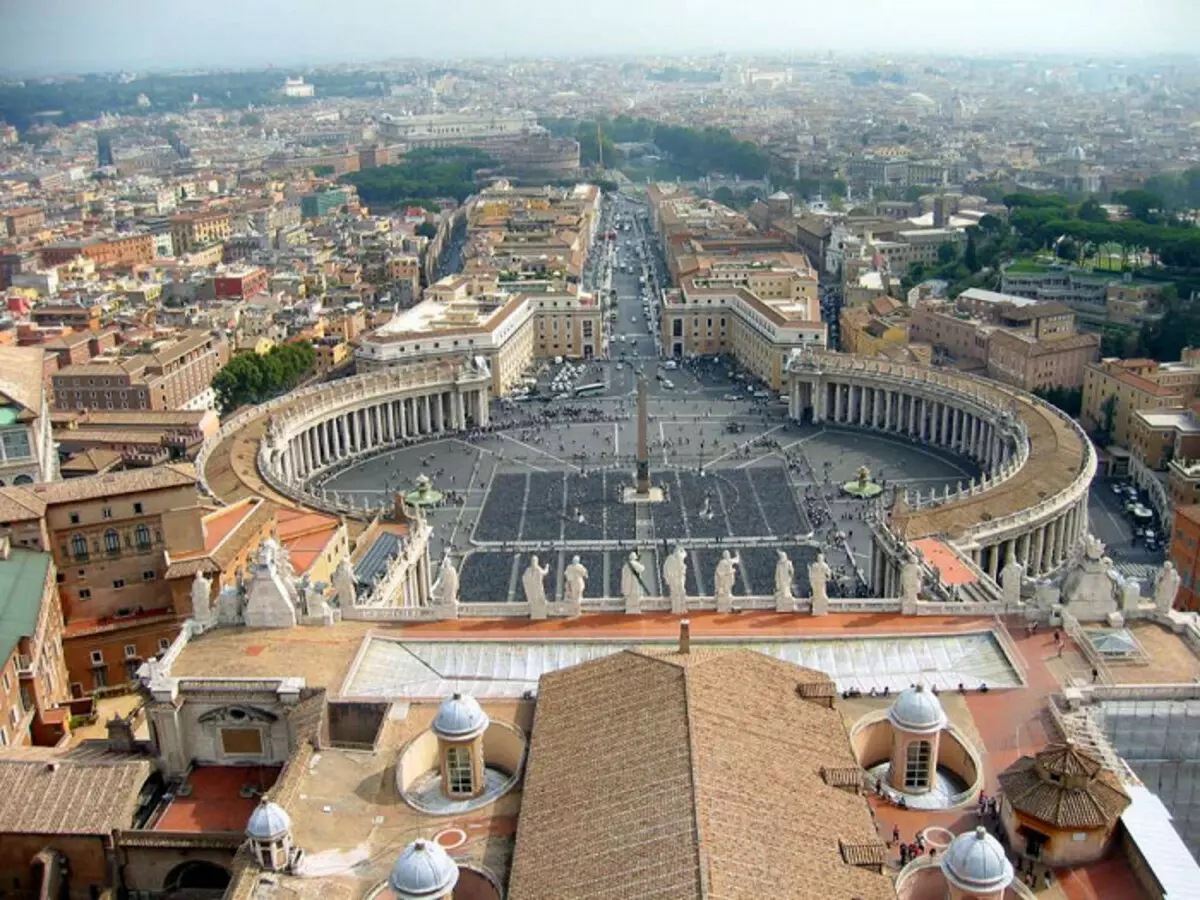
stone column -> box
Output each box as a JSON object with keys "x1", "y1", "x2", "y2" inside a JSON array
[
  {"x1": 987, "y1": 544, "x2": 1000, "y2": 582},
  {"x1": 884, "y1": 390, "x2": 893, "y2": 430},
  {"x1": 386, "y1": 401, "x2": 396, "y2": 441},
  {"x1": 434, "y1": 393, "x2": 445, "y2": 432},
  {"x1": 939, "y1": 403, "x2": 950, "y2": 448},
  {"x1": 907, "y1": 394, "x2": 917, "y2": 435},
  {"x1": 300, "y1": 433, "x2": 312, "y2": 476},
  {"x1": 834, "y1": 383, "x2": 844, "y2": 422},
  {"x1": 309, "y1": 429, "x2": 320, "y2": 470},
  {"x1": 1032, "y1": 526, "x2": 1046, "y2": 576},
  {"x1": 1045, "y1": 518, "x2": 1060, "y2": 570}
]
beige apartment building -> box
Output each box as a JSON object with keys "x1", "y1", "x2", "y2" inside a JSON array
[
  {"x1": 986, "y1": 329, "x2": 1100, "y2": 393},
  {"x1": 0, "y1": 464, "x2": 201, "y2": 693},
  {"x1": 0, "y1": 542, "x2": 70, "y2": 748},
  {"x1": 52, "y1": 330, "x2": 230, "y2": 412},
  {"x1": 169, "y1": 210, "x2": 232, "y2": 254},
  {"x1": 1081, "y1": 352, "x2": 1200, "y2": 446},
  {"x1": 1128, "y1": 408, "x2": 1200, "y2": 471},
  {"x1": 357, "y1": 274, "x2": 602, "y2": 394}
]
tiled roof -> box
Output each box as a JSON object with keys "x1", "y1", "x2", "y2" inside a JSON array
[
  {"x1": 508, "y1": 648, "x2": 894, "y2": 900},
  {"x1": 0, "y1": 346, "x2": 47, "y2": 414},
  {"x1": 0, "y1": 753, "x2": 153, "y2": 835},
  {"x1": 997, "y1": 741, "x2": 1131, "y2": 829},
  {"x1": 4, "y1": 462, "x2": 196, "y2": 507}
]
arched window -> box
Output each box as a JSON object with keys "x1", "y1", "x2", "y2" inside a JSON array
[
  {"x1": 71, "y1": 534, "x2": 87, "y2": 560},
  {"x1": 104, "y1": 529, "x2": 120, "y2": 555},
  {"x1": 12, "y1": 474, "x2": 32, "y2": 485},
  {"x1": 445, "y1": 745, "x2": 474, "y2": 796},
  {"x1": 135, "y1": 525, "x2": 151, "y2": 550},
  {"x1": 905, "y1": 739, "x2": 932, "y2": 791}
]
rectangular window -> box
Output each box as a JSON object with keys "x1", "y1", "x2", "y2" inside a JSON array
[
  {"x1": 158, "y1": 637, "x2": 171, "y2": 652},
  {"x1": 93, "y1": 666, "x2": 108, "y2": 688},
  {"x1": 69, "y1": 513, "x2": 80, "y2": 525},
  {"x1": 102, "y1": 507, "x2": 113, "y2": 519},
  {"x1": 0, "y1": 429, "x2": 31, "y2": 461},
  {"x1": 220, "y1": 728, "x2": 264, "y2": 755},
  {"x1": 123, "y1": 644, "x2": 138, "y2": 659},
  {"x1": 78, "y1": 588, "x2": 91, "y2": 600},
  {"x1": 142, "y1": 571, "x2": 155, "y2": 581},
  {"x1": 113, "y1": 578, "x2": 125, "y2": 589},
  {"x1": 133, "y1": 502, "x2": 144, "y2": 515},
  {"x1": 445, "y1": 745, "x2": 474, "y2": 795},
  {"x1": 90, "y1": 650, "x2": 104, "y2": 665}
]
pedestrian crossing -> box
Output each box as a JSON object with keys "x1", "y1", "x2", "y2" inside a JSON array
[{"x1": 1114, "y1": 562, "x2": 1159, "y2": 585}]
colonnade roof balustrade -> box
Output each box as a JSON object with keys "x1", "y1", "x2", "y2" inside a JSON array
[{"x1": 788, "y1": 351, "x2": 1095, "y2": 546}]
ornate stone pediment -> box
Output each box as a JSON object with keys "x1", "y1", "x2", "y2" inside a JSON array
[{"x1": 197, "y1": 705, "x2": 279, "y2": 726}]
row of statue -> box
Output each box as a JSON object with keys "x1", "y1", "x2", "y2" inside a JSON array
[{"x1": 439, "y1": 546, "x2": 840, "y2": 614}]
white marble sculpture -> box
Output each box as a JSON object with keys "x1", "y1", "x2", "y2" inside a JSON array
[
  {"x1": 663, "y1": 545, "x2": 688, "y2": 614},
  {"x1": 774, "y1": 550, "x2": 795, "y2": 613},
  {"x1": 523, "y1": 555, "x2": 550, "y2": 619},
  {"x1": 1155, "y1": 561, "x2": 1181, "y2": 614},
  {"x1": 621, "y1": 551, "x2": 646, "y2": 614},
  {"x1": 1061, "y1": 532, "x2": 1119, "y2": 622},
  {"x1": 713, "y1": 550, "x2": 741, "y2": 612},
  {"x1": 564, "y1": 555, "x2": 588, "y2": 613},
  {"x1": 899, "y1": 554, "x2": 922, "y2": 609},
  {"x1": 808, "y1": 551, "x2": 832, "y2": 616},
  {"x1": 1120, "y1": 575, "x2": 1143, "y2": 613},
  {"x1": 216, "y1": 585, "x2": 243, "y2": 625},
  {"x1": 243, "y1": 538, "x2": 299, "y2": 629},
  {"x1": 1000, "y1": 549, "x2": 1024, "y2": 606},
  {"x1": 439, "y1": 556, "x2": 460, "y2": 606},
  {"x1": 332, "y1": 559, "x2": 357, "y2": 607},
  {"x1": 190, "y1": 570, "x2": 213, "y2": 624}
]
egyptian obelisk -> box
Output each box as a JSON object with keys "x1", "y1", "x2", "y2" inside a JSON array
[{"x1": 636, "y1": 373, "x2": 651, "y2": 495}]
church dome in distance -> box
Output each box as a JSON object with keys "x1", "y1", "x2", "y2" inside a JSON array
[
  {"x1": 941, "y1": 826, "x2": 1014, "y2": 894},
  {"x1": 887, "y1": 683, "x2": 947, "y2": 734},
  {"x1": 432, "y1": 692, "x2": 489, "y2": 741},
  {"x1": 246, "y1": 799, "x2": 291, "y2": 840},
  {"x1": 388, "y1": 839, "x2": 459, "y2": 900}
]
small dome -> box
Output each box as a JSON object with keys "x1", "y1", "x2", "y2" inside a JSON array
[
  {"x1": 941, "y1": 826, "x2": 1014, "y2": 894},
  {"x1": 768, "y1": 190, "x2": 791, "y2": 201},
  {"x1": 432, "y1": 692, "x2": 489, "y2": 741},
  {"x1": 389, "y1": 839, "x2": 459, "y2": 900},
  {"x1": 246, "y1": 799, "x2": 291, "y2": 840},
  {"x1": 887, "y1": 684, "x2": 947, "y2": 734}
]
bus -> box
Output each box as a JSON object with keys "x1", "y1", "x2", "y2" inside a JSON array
[{"x1": 574, "y1": 382, "x2": 605, "y2": 398}]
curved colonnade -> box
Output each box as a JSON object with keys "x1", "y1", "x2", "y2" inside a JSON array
[
  {"x1": 786, "y1": 352, "x2": 1096, "y2": 585},
  {"x1": 257, "y1": 360, "x2": 491, "y2": 507}
]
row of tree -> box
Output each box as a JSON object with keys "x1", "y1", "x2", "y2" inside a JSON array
[
  {"x1": 212, "y1": 341, "x2": 316, "y2": 414},
  {"x1": 340, "y1": 147, "x2": 495, "y2": 208}
]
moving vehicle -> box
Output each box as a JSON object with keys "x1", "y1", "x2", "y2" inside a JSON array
[{"x1": 574, "y1": 382, "x2": 605, "y2": 397}]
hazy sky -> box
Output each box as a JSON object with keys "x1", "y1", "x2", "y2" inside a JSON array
[{"x1": 2, "y1": 0, "x2": 1198, "y2": 75}]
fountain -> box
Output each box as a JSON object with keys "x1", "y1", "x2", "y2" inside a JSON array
[{"x1": 842, "y1": 464, "x2": 883, "y2": 499}]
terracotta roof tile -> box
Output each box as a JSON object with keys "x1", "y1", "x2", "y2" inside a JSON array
[
  {"x1": 997, "y1": 742, "x2": 1131, "y2": 830},
  {"x1": 0, "y1": 754, "x2": 153, "y2": 835},
  {"x1": 508, "y1": 649, "x2": 895, "y2": 900}
]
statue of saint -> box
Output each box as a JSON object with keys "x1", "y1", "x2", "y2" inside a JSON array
[
  {"x1": 1155, "y1": 561, "x2": 1181, "y2": 613},
  {"x1": 332, "y1": 558, "x2": 357, "y2": 607},
  {"x1": 522, "y1": 555, "x2": 550, "y2": 610},
  {"x1": 808, "y1": 552, "x2": 832, "y2": 605},
  {"x1": 1000, "y1": 549, "x2": 1024, "y2": 606},
  {"x1": 564, "y1": 555, "x2": 588, "y2": 606},
  {"x1": 439, "y1": 556, "x2": 459, "y2": 606},
  {"x1": 713, "y1": 550, "x2": 740, "y2": 611},
  {"x1": 621, "y1": 551, "x2": 646, "y2": 613},
  {"x1": 663, "y1": 545, "x2": 688, "y2": 614},
  {"x1": 774, "y1": 550, "x2": 795, "y2": 605},
  {"x1": 190, "y1": 571, "x2": 213, "y2": 622}
]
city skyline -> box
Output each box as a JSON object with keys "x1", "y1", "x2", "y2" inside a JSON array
[{"x1": 2, "y1": 0, "x2": 1199, "y2": 76}]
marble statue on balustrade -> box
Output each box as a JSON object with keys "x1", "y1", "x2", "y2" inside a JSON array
[
  {"x1": 1001, "y1": 549, "x2": 1024, "y2": 607},
  {"x1": 663, "y1": 545, "x2": 689, "y2": 614},
  {"x1": 1119, "y1": 574, "x2": 1143, "y2": 616},
  {"x1": 774, "y1": 550, "x2": 795, "y2": 613},
  {"x1": 1061, "y1": 533, "x2": 1119, "y2": 622},
  {"x1": 216, "y1": 585, "x2": 243, "y2": 625},
  {"x1": 190, "y1": 571, "x2": 214, "y2": 627},
  {"x1": 621, "y1": 551, "x2": 646, "y2": 614},
  {"x1": 299, "y1": 577, "x2": 337, "y2": 625},
  {"x1": 332, "y1": 559, "x2": 357, "y2": 608},
  {"x1": 1155, "y1": 561, "x2": 1181, "y2": 614},
  {"x1": 523, "y1": 555, "x2": 550, "y2": 619},
  {"x1": 243, "y1": 538, "x2": 299, "y2": 629},
  {"x1": 808, "y1": 551, "x2": 832, "y2": 616},
  {"x1": 564, "y1": 555, "x2": 588, "y2": 615},
  {"x1": 434, "y1": 556, "x2": 459, "y2": 620},
  {"x1": 899, "y1": 553, "x2": 922, "y2": 612},
  {"x1": 713, "y1": 550, "x2": 741, "y2": 613}
]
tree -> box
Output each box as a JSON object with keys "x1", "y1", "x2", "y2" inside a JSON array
[
  {"x1": 1078, "y1": 198, "x2": 1108, "y2": 222},
  {"x1": 965, "y1": 229, "x2": 980, "y2": 272},
  {"x1": 712, "y1": 186, "x2": 736, "y2": 207},
  {"x1": 212, "y1": 341, "x2": 316, "y2": 413},
  {"x1": 937, "y1": 242, "x2": 958, "y2": 266},
  {"x1": 1100, "y1": 395, "x2": 1119, "y2": 443},
  {"x1": 1056, "y1": 238, "x2": 1078, "y2": 261},
  {"x1": 415, "y1": 221, "x2": 437, "y2": 239}
]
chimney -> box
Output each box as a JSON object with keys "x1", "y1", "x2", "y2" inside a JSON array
[{"x1": 679, "y1": 618, "x2": 691, "y2": 654}]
